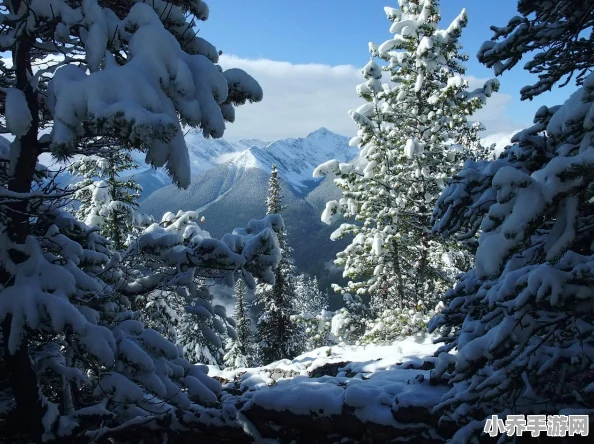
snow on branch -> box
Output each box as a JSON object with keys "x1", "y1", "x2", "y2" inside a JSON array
[
  {"x1": 29, "y1": 2, "x2": 263, "y2": 189},
  {"x1": 123, "y1": 211, "x2": 282, "y2": 295}
]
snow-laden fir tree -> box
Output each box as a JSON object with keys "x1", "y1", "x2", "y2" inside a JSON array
[
  {"x1": 329, "y1": 293, "x2": 370, "y2": 345},
  {"x1": 294, "y1": 274, "x2": 328, "y2": 315},
  {"x1": 127, "y1": 210, "x2": 240, "y2": 367},
  {"x1": 477, "y1": 0, "x2": 594, "y2": 101},
  {"x1": 360, "y1": 300, "x2": 443, "y2": 345},
  {"x1": 0, "y1": 0, "x2": 275, "y2": 441},
  {"x1": 429, "y1": 4, "x2": 594, "y2": 439},
  {"x1": 314, "y1": 0, "x2": 498, "y2": 315},
  {"x1": 225, "y1": 279, "x2": 255, "y2": 368},
  {"x1": 179, "y1": 289, "x2": 236, "y2": 366},
  {"x1": 68, "y1": 158, "x2": 238, "y2": 368},
  {"x1": 294, "y1": 310, "x2": 337, "y2": 350},
  {"x1": 68, "y1": 151, "x2": 152, "y2": 249},
  {"x1": 256, "y1": 165, "x2": 302, "y2": 364},
  {"x1": 293, "y1": 274, "x2": 332, "y2": 350}
]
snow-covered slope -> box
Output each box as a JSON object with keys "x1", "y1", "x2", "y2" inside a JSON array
[
  {"x1": 227, "y1": 128, "x2": 357, "y2": 193},
  {"x1": 184, "y1": 130, "x2": 266, "y2": 173},
  {"x1": 210, "y1": 333, "x2": 448, "y2": 442},
  {"x1": 125, "y1": 129, "x2": 266, "y2": 192},
  {"x1": 129, "y1": 127, "x2": 355, "y2": 198}
]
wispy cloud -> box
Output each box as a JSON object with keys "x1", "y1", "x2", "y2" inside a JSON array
[
  {"x1": 1, "y1": 53, "x2": 521, "y2": 145},
  {"x1": 219, "y1": 54, "x2": 521, "y2": 141},
  {"x1": 219, "y1": 55, "x2": 362, "y2": 141}
]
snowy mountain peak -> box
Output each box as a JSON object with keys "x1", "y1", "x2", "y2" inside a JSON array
[
  {"x1": 230, "y1": 146, "x2": 268, "y2": 170},
  {"x1": 128, "y1": 128, "x2": 356, "y2": 197},
  {"x1": 307, "y1": 127, "x2": 332, "y2": 138},
  {"x1": 227, "y1": 128, "x2": 357, "y2": 193}
]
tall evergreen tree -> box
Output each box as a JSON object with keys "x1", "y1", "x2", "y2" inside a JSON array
[
  {"x1": 315, "y1": 0, "x2": 498, "y2": 314},
  {"x1": 256, "y1": 165, "x2": 302, "y2": 364},
  {"x1": 294, "y1": 274, "x2": 328, "y2": 315},
  {"x1": 225, "y1": 279, "x2": 255, "y2": 367},
  {"x1": 329, "y1": 293, "x2": 370, "y2": 345},
  {"x1": 68, "y1": 151, "x2": 151, "y2": 249},
  {"x1": 293, "y1": 274, "x2": 332, "y2": 351},
  {"x1": 0, "y1": 0, "x2": 272, "y2": 440},
  {"x1": 266, "y1": 164, "x2": 284, "y2": 215},
  {"x1": 477, "y1": 0, "x2": 594, "y2": 100},
  {"x1": 429, "y1": 2, "x2": 594, "y2": 439}
]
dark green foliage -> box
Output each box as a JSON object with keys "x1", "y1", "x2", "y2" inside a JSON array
[
  {"x1": 478, "y1": 0, "x2": 594, "y2": 100},
  {"x1": 256, "y1": 166, "x2": 303, "y2": 364}
]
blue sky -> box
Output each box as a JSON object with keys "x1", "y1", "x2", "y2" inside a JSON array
[{"x1": 202, "y1": 0, "x2": 578, "y2": 141}]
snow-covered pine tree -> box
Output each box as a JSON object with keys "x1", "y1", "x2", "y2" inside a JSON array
[
  {"x1": 69, "y1": 156, "x2": 238, "y2": 366},
  {"x1": 360, "y1": 300, "x2": 440, "y2": 345},
  {"x1": 256, "y1": 165, "x2": 302, "y2": 364},
  {"x1": 0, "y1": 0, "x2": 269, "y2": 440},
  {"x1": 68, "y1": 167, "x2": 237, "y2": 369},
  {"x1": 294, "y1": 274, "x2": 328, "y2": 315},
  {"x1": 0, "y1": 194, "x2": 282, "y2": 442},
  {"x1": 225, "y1": 279, "x2": 255, "y2": 368},
  {"x1": 266, "y1": 164, "x2": 284, "y2": 215},
  {"x1": 429, "y1": 5, "x2": 594, "y2": 439},
  {"x1": 293, "y1": 309, "x2": 336, "y2": 350},
  {"x1": 68, "y1": 151, "x2": 151, "y2": 249},
  {"x1": 314, "y1": 0, "x2": 498, "y2": 315},
  {"x1": 127, "y1": 210, "x2": 240, "y2": 367},
  {"x1": 329, "y1": 293, "x2": 370, "y2": 345},
  {"x1": 178, "y1": 288, "x2": 236, "y2": 366},
  {"x1": 293, "y1": 274, "x2": 332, "y2": 350},
  {"x1": 477, "y1": 0, "x2": 594, "y2": 101}
]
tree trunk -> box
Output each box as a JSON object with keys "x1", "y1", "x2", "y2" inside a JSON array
[
  {"x1": 416, "y1": 207, "x2": 430, "y2": 302},
  {"x1": 392, "y1": 242, "x2": 405, "y2": 310},
  {"x1": 0, "y1": 33, "x2": 45, "y2": 442},
  {"x1": 108, "y1": 155, "x2": 122, "y2": 249}
]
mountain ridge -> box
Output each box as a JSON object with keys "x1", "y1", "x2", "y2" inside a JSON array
[
  {"x1": 139, "y1": 128, "x2": 357, "y2": 303},
  {"x1": 129, "y1": 127, "x2": 356, "y2": 199}
]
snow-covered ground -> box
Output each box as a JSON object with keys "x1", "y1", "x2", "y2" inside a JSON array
[
  {"x1": 211, "y1": 332, "x2": 439, "y2": 383},
  {"x1": 209, "y1": 334, "x2": 448, "y2": 441}
]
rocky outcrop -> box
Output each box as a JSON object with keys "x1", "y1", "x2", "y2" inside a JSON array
[
  {"x1": 211, "y1": 360, "x2": 451, "y2": 443},
  {"x1": 207, "y1": 335, "x2": 451, "y2": 443},
  {"x1": 240, "y1": 401, "x2": 444, "y2": 444},
  {"x1": 308, "y1": 361, "x2": 351, "y2": 378}
]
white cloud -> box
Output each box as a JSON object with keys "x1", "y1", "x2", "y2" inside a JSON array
[
  {"x1": 219, "y1": 55, "x2": 362, "y2": 141},
  {"x1": 1, "y1": 53, "x2": 520, "y2": 144},
  {"x1": 465, "y1": 76, "x2": 520, "y2": 135},
  {"x1": 219, "y1": 54, "x2": 521, "y2": 141}
]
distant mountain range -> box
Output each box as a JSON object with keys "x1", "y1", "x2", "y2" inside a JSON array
[
  {"x1": 129, "y1": 127, "x2": 356, "y2": 198},
  {"x1": 37, "y1": 126, "x2": 515, "y2": 308},
  {"x1": 138, "y1": 128, "x2": 359, "y2": 307}
]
